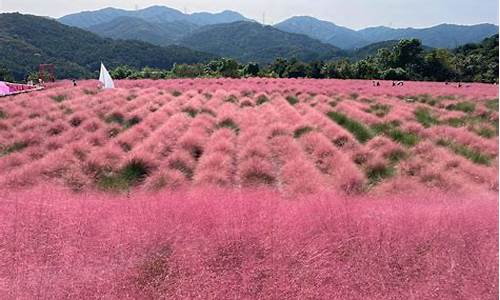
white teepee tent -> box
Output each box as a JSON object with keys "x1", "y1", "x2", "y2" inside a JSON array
[{"x1": 99, "y1": 63, "x2": 115, "y2": 89}]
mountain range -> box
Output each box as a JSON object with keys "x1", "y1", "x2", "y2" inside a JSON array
[
  {"x1": 0, "y1": 13, "x2": 215, "y2": 80},
  {"x1": 275, "y1": 16, "x2": 498, "y2": 49},
  {"x1": 60, "y1": 6, "x2": 498, "y2": 50},
  {"x1": 178, "y1": 21, "x2": 344, "y2": 63},
  {"x1": 59, "y1": 5, "x2": 251, "y2": 28},
  {"x1": 1, "y1": 6, "x2": 498, "y2": 81}
]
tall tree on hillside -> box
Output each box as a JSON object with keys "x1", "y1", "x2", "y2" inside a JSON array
[
  {"x1": 270, "y1": 58, "x2": 289, "y2": 78},
  {"x1": 423, "y1": 49, "x2": 456, "y2": 81},
  {"x1": 0, "y1": 67, "x2": 14, "y2": 82},
  {"x1": 392, "y1": 39, "x2": 425, "y2": 78}
]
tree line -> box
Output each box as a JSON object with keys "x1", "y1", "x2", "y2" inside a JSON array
[
  {"x1": 1, "y1": 35, "x2": 497, "y2": 84},
  {"x1": 109, "y1": 36, "x2": 498, "y2": 83}
]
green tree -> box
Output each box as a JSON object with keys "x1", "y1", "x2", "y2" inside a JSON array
[
  {"x1": 270, "y1": 58, "x2": 289, "y2": 78},
  {"x1": 285, "y1": 58, "x2": 309, "y2": 78},
  {"x1": 381, "y1": 68, "x2": 408, "y2": 80},
  {"x1": 0, "y1": 67, "x2": 14, "y2": 82},
  {"x1": 423, "y1": 49, "x2": 455, "y2": 81},
  {"x1": 308, "y1": 61, "x2": 324, "y2": 79},
  {"x1": 172, "y1": 63, "x2": 205, "y2": 78},
  {"x1": 353, "y1": 59, "x2": 380, "y2": 79},
  {"x1": 111, "y1": 65, "x2": 134, "y2": 79},
  {"x1": 242, "y1": 63, "x2": 260, "y2": 77}
]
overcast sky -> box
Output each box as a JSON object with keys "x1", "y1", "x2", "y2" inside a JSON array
[{"x1": 1, "y1": 0, "x2": 498, "y2": 29}]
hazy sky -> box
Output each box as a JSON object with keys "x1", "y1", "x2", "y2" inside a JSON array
[{"x1": 1, "y1": 0, "x2": 498, "y2": 29}]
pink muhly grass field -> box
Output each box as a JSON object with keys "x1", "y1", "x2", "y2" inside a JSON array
[
  {"x1": 0, "y1": 186, "x2": 497, "y2": 299},
  {"x1": 0, "y1": 78, "x2": 498, "y2": 298}
]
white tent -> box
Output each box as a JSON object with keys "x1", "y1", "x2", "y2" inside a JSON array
[{"x1": 99, "y1": 62, "x2": 115, "y2": 89}]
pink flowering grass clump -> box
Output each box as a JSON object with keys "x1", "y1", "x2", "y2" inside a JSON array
[{"x1": 0, "y1": 186, "x2": 497, "y2": 299}]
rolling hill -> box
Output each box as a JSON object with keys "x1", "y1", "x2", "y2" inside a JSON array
[
  {"x1": 179, "y1": 21, "x2": 345, "y2": 63},
  {"x1": 59, "y1": 6, "x2": 498, "y2": 52},
  {"x1": 0, "y1": 13, "x2": 216, "y2": 80},
  {"x1": 274, "y1": 16, "x2": 369, "y2": 49},
  {"x1": 87, "y1": 17, "x2": 199, "y2": 46},
  {"x1": 358, "y1": 23, "x2": 499, "y2": 48},
  {"x1": 276, "y1": 16, "x2": 498, "y2": 49}
]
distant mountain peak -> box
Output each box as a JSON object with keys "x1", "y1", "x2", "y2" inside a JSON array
[{"x1": 59, "y1": 5, "x2": 252, "y2": 28}]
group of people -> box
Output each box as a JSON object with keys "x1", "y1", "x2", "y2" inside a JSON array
[{"x1": 371, "y1": 80, "x2": 405, "y2": 87}]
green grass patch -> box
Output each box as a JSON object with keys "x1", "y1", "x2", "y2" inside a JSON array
[
  {"x1": 387, "y1": 149, "x2": 407, "y2": 163},
  {"x1": 168, "y1": 159, "x2": 193, "y2": 180},
  {"x1": 446, "y1": 117, "x2": 466, "y2": 127},
  {"x1": 436, "y1": 139, "x2": 491, "y2": 165},
  {"x1": 366, "y1": 164, "x2": 395, "y2": 185},
  {"x1": 293, "y1": 126, "x2": 314, "y2": 138},
  {"x1": 217, "y1": 118, "x2": 240, "y2": 134},
  {"x1": 224, "y1": 95, "x2": 238, "y2": 103},
  {"x1": 97, "y1": 159, "x2": 152, "y2": 191},
  {"x1": 50, "y1": 94, "x2": 68, "y2": 103},
  {"x1": 256, "y1": 95, "x2": 270, "y2": 105},
  {"x1": 0, "y1": 141, "x2": 28, "y2": 157},
  {"x1": 485, "y1": 98, "x2": 499, "y2": 111},
  {"x1": 171, "y1": 90, "x2": 182, "y2": 97},
  {"x1": 446, "y1": 101, "x2": 476, "y2": 113},
  {"x1": 126, "y1": 94, "x2": 138, "y2": 101},
  {"x1": 0, "y1": 110, "x2": 7, "y2": 119},
  {"x1": 124, "y1": 116, "x2": 141, "y2": 129},
  {"x1": 182, "y1": 107, "x2": 199, "y2": 118},
  {"x1": 414, "y1": 107, "x2": 439, "y2": 128},
  {"x1": 327, "y1": 111, "x2": 373, "y2": 143},
  {"x1": 349, "y1": 93, "x2": 359, "y2": 100},
  {"x1": 406, "y1": 94, "x2": 440, "y2": 106},
  {"x1": 286, "y1": 95, "x2": 299, "y2": 105},
  {"x1": 476, "y1": 127, "x2": 496, "y2": 139},
  {"x1": 83, "y1": 89, "x2": 99, "y2": 96},
  {"x1": 371, "y1": 122, "x2": 419, "y2": 147},
  {"x1": 365, "y1": 103, "x2": 391, "y2": 117},
  {"x1": 105, "y1": 112, "x2": 125, "y2": 125},
  {"x1": 199, "y1": 108, "x2": 216, "y2": 117}
]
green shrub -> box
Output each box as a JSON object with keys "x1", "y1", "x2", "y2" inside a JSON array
[
  {"x1": 125, "y1": 116, "x2": 141, "y2": 128},
  {"x1": 327, "y1": 111, "x2": 373, "y2": 143},
  {"x1": 168, "y1": 159, "x2": 193, "y2": 179},
  {"x1": 446, "y1": 117, "x2": 466, "y2": 127},
  {"x1": 182, "y1": 107, "x2": 199, "y2": 118},
  {"x1": 485, "y1": 98, "x2": 499, "y2": 111},
  {"x1": 0, "y1": 141, "x2": 28, "y2": 157},
  {"x1": 256, "y1": 95, "x2": 270, "y2": 105},
  {"x1": 126, "y1": 94, "x2": 138, "y2": 101},
  {"x1": 436, "y1": 139, "x2": 491, "y2": 165},
  {"x1": 217, "y1": 118, "x2": 240, "y2": 134},
  {"x1": 105, "y1": 112, "x2": 125, "y2": 125},
  {"x1": 366, "y1": 164, "x2": 395, "y2": 185},
  {"x1": 224, "y1": 95, "x2": 238, "y2": 103},
  {"x1": 286, "y1": 95, "x2": 299, "y2": 105},
  {"x1": 243, "y1": 171, "x2": 276, "y2": 186},
  {"x1": 293, "y1": 126, "x2": 314, "y2": 138},
  {"x1": 446, "y1": 101, "x2": 476, "y2": 113},
  {"x1": 414, "y1": 107, "x2": 439, "y2": 128},
  {"x1": 365, "y1": 103, "x2": 391, "y2": 117},
  {"x1": 51, "y1": 94, "x2": 68, "y2": 103},
  {"x1": 98, "y1": 158, "x2": 153, "y2": 191},
  {"x1": 171, "y1": 90, "x2": 182, "y2": 97},
  {"x1": 477, "y1": 127, "x2": 496, "y2": 138}
]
